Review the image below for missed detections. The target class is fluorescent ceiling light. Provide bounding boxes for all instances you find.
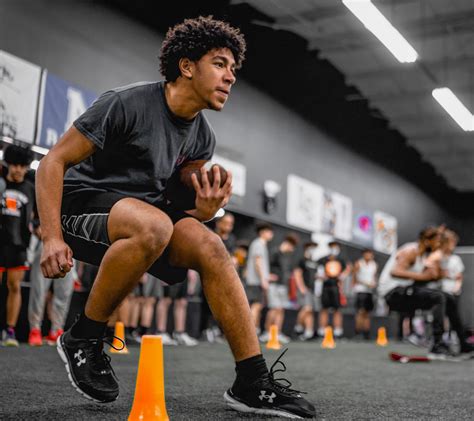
[432,88,474,132]
[343,0,418,63]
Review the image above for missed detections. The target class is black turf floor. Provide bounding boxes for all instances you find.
[0,340,472,420]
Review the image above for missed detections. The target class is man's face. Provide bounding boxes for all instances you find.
[261,229,274,242]
[192,48,236,111]
[216,215,234,234]
[7,163,28,183]
[363,251,373,261]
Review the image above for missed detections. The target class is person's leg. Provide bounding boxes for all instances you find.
[157,297,172,333]
[250,302,262,331]
[168,218,260,361]
[333,311,343,333]
[140,297,156,332]
[50,271,74,332]
[444,293,472,352]
[6,270,24,328]
[168,218,314,418]
[128,295,141,332]
[275,308,284,331]
[82,199,174,324]
[28,259,51,331]
[319,309,328,335]
[173,297,198,346]
[173,297,187,333]
[355,309,363,334]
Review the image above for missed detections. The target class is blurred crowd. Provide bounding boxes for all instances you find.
[1,144,472,358]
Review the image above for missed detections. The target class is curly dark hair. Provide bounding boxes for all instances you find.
[159,16,246,82]
[4,144,33,166]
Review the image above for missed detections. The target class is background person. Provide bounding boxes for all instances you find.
[352,249,378,340]
[244,222,273,335]
[0,144,35,347]
[293,241,319,341]
[28,224,76,346]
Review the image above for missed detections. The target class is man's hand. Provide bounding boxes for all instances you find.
[41,238,73,279]
[190,166,232,221]
[268,273,279,282]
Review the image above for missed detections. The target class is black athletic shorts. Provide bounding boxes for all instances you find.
[355,292,374,312]
[61,190,196,285]
[0,245,29,272]
[245,285,263,304]
[321,285,340,310]
[163,279,188,299]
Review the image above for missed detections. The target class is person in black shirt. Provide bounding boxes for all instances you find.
[0,144,35,346]
[294,242,319,340]
[261,233,299,344]
[35,17,314,419]
[317,241,349,339]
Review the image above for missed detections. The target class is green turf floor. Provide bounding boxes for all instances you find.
[0,340,472,420]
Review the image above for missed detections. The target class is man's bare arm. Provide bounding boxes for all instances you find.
[36,126,97,277]
[390,248,438,282]
[254,255,268,289]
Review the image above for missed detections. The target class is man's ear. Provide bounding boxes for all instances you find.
[179,58,193,80]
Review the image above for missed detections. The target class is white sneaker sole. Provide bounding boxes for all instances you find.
[223,391,304,419]
[56,336,117,403]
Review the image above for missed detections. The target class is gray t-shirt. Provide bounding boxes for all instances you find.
[64,81,216,206]
[246,237,270,286]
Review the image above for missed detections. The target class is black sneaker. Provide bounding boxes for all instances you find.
[428,341,451,360]
[224,350,316,419]
[57,329,120,403]
[459,342,474,357]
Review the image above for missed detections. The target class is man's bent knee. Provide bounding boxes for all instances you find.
[197,232,230,265]
[108,198,174,256]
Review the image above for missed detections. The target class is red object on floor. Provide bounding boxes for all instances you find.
[44,329,64,346]
[28,328,43,346]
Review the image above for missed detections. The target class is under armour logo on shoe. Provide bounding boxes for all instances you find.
[74,349,86,367]
[259,390,276,403]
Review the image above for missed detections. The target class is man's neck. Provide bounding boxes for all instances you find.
[165,81,203,120]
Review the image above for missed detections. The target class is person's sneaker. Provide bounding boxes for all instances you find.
[28,328,43,346]
[56,329,120,403]
[300,331,314,341]
[259,331,270,343]
[294,324,304,335]
[203,328,215,343]
[2,328,19,347]
[278,333,291,345]
[44,329,64,346]
[125,330,142,345]
[428,342,451,360]
[173,332,198,347]
[224,350,316,419]
[159,332,178,346]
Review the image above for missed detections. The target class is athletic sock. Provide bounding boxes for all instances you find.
[235,354,269,382]
[71,313,107,340]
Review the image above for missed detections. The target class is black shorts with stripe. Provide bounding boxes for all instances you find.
[0,245,28,272]
[61,190,194,285]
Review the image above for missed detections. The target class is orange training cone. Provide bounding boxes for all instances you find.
[128,335,169,421]
[110,321,129,354]
[266,325,282,350]
[321,327,336,349]
[376,327,388,347]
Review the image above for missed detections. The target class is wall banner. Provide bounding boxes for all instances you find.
[287,174,324,232]
[0,50,42,144]
[36,71,97,149]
